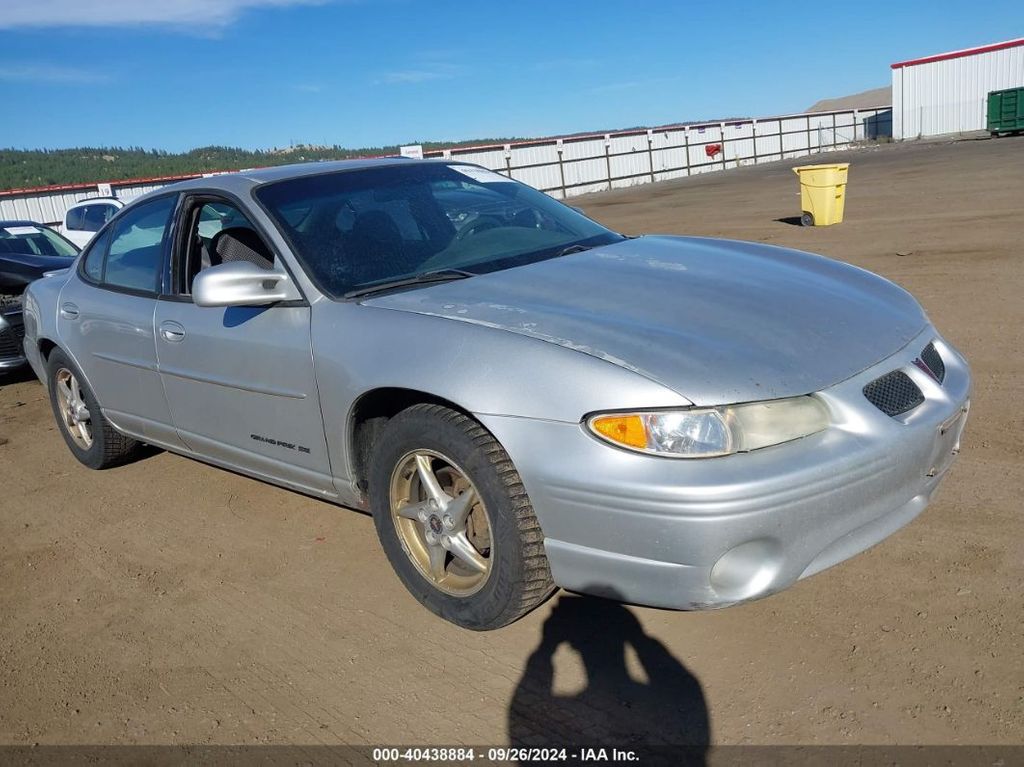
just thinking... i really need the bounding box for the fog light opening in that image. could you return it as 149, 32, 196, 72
710, 539, 783, 602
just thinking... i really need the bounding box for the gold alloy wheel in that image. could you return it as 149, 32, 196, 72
389, 450, 493, 597
55, 368, 93, 450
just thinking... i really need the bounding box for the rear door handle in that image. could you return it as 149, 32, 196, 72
60, 303, 79, 320
160, 321, 186, 343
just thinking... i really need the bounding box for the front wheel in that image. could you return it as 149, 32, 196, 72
369, 404, 555, 630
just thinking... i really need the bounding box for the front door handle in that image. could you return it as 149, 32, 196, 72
60, 303, 79, 320
159, 321, 186, 343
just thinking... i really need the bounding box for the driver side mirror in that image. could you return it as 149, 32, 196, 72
193, 261, 302, 308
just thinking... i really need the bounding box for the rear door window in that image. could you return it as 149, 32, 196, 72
98, 196, 176, 293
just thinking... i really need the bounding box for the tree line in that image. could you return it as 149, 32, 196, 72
0, 141, 523, 191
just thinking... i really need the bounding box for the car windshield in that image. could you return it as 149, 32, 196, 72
0, 224, 78, 258
255, 163, 624, 298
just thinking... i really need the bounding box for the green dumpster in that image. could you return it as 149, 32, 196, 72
987, 87, 1024, 136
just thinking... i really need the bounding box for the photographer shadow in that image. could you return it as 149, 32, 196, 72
508, 589, 709, 757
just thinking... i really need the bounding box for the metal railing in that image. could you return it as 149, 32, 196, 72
426, 106, 892, 199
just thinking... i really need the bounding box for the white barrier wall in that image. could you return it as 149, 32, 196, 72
428, 107, 892, 199
0, 106, 892, 223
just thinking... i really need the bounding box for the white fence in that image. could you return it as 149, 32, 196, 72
426, 106, 892, 199
0, 106, 892, 224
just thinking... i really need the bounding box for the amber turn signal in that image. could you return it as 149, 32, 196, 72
589, 414, 648, 449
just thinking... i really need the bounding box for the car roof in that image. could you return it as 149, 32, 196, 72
239, 157, 444, 183
68, 197, 121, 206
160, 157, 452, 195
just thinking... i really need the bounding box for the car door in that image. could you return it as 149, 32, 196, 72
153, 194, 334, 496
56, 194, 186, 448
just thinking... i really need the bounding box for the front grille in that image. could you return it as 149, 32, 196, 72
920, 342, 946, 383
0, 328, 21, 358
863, 370, 925, 417
0, 313, 25, 360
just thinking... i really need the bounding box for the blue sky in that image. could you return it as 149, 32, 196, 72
1, 0, 1021, 151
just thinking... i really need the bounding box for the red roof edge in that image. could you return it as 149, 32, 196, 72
891, 37, 1024, 69
0, 172, 204, 197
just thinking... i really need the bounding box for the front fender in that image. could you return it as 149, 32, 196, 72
311, 302, 692, 491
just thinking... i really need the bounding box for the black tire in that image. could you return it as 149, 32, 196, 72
800, 211, 814, 227
369, 404, 555, 630
46, 348, 141, 470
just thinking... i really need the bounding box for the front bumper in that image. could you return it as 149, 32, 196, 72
479, 327, 970, 610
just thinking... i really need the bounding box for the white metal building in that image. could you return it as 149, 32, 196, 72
892, 37, 1024, 139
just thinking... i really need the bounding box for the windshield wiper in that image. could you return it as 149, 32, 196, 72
556, 243, 596, 257
343, 268, 477, 299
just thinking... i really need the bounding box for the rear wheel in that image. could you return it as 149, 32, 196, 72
46, 348, 141, 469
800, 212, 814, 227
369, 404, 555, 630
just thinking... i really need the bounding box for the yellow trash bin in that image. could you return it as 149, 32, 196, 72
793, 163, 849, 226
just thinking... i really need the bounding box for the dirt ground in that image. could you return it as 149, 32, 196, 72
1, 136, 1022, 748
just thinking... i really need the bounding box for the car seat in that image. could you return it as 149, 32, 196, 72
209, 227, 274, 271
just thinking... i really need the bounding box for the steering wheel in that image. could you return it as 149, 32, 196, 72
511, 208, 544, 229
455, 216, 501, 241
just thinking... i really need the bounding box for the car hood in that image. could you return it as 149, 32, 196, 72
0, 252, 76, 271
364, 236, 928, 405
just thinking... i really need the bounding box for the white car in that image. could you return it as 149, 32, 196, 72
60, 197, 124, 248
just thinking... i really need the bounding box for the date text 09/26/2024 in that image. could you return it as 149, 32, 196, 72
373, 747, 640, 762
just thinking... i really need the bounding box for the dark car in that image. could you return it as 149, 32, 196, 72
1, 220, 79, 372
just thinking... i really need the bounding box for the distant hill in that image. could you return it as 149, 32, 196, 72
1, 116, 757, 192
807, 86, 890, 112
0, 141, 524, 191
0, 113, 794, 192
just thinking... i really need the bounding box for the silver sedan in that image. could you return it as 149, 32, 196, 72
23, 159, 970, 630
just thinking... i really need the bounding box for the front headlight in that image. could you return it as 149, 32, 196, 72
587, 396, 829, 458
